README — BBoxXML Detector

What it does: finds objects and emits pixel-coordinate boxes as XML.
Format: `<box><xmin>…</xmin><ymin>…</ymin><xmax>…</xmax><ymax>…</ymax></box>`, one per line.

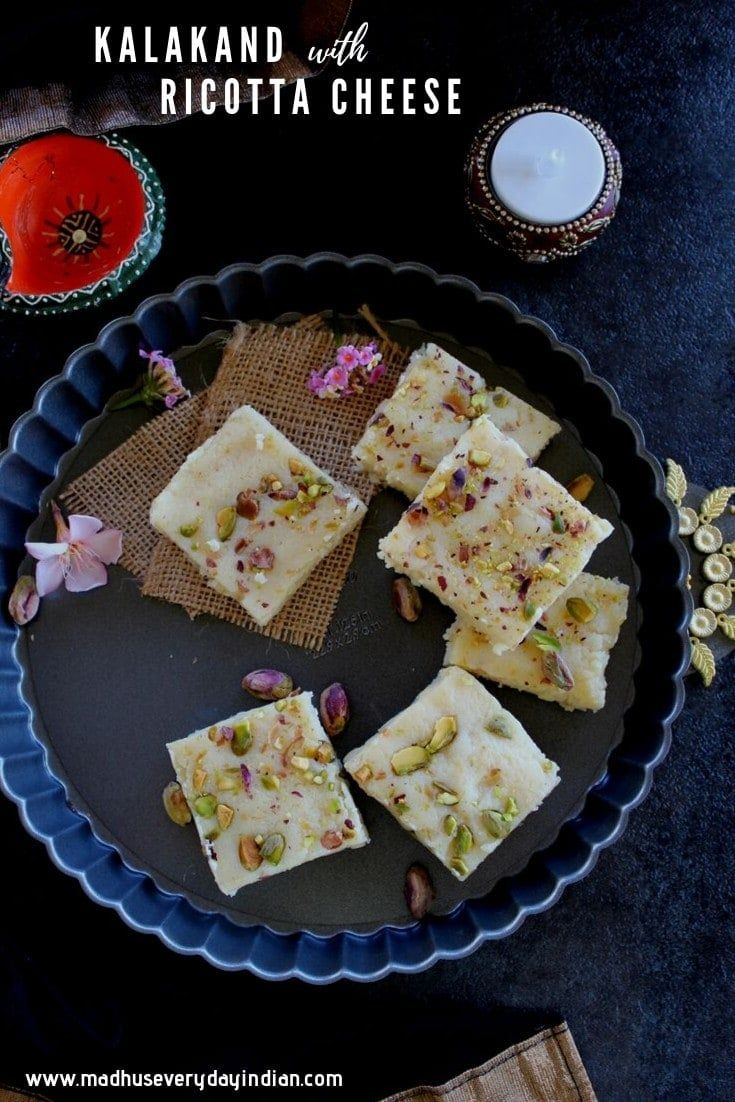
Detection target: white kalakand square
<box><xmin>445</xmin><ymin>573</ymin><xmax>629</xmax><ymax>712</ymax></box>
<box><xmin>352</xmin><ymin>342</ymin><xmax>560</xmax><ymax>499</ymax></box>
<box><xmin>343</xmin><ymin>666</ymin><xmax>559</xmax><ymax>881</ymax></box>
<box><xmin>167</xmin><ymin>692</ymin><xmax>369</xmax><ymax>896</ymax></box>
<box><xmin>378</xmin><ymin>415</ymin><xmax>613</xmax><ymax>654</ymax></box>
<box><xmin>150</xmin><ymin>404</ymin><xmax>366</xmax><ymax>626</ymax></box>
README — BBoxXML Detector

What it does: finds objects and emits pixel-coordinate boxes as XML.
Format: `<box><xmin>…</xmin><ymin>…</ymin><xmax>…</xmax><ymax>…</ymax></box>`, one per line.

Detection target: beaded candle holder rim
<box><xmin>468</xmin><ymin>102</ymin><xmax>621</xmax><ymax>233</ymax></box>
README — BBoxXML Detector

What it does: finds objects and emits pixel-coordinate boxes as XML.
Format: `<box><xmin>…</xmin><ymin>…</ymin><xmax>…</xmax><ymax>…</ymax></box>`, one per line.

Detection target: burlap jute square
<box><xmin>62</xmin><ymin>319</ymin><xmax>408</xmax><ymax>651</ymax></box>
<box><xmin>142</xmin><ymin>321</ymin><xmax>409</xmax><ymax>649</ymax></box>
<box><xmin>380</xmin><ymin>1024</ymin><xmax>598</xmax><ymax>1102</ymax></box>
<box><xmin>61</xmin><ymin>393</ymin><xmax>208</xmax><ymax>581</ymax></box>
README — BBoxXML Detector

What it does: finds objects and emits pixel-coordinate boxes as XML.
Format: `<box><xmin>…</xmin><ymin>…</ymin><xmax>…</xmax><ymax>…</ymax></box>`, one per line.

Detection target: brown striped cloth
<box><xmin>0</xmin><ymin>1</ymin><xmax>352</xmax><ymax>144</ymax></box>
<box><xmin>381</xmin><ymin>1024</ymin><xmax>598</xmax><ymax>1102</ymax></box>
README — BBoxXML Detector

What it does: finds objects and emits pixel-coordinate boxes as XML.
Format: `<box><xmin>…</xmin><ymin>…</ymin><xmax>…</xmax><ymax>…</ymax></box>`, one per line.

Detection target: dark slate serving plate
<box><xmin>0</xmin><ymin>254</ymin><xmax>691</xmax><ymax>980</ymax></box>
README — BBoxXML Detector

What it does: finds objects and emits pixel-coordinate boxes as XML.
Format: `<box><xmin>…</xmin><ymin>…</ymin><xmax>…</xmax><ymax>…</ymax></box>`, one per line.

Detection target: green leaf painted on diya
<box><xmin>690</xmin><ymin>638</ymin><xmax>716</xmax><ymax>687</ymax></box>
<box><xmin>665</xmin><ymin>458</ymin><xmax>688</xmax><ymax>506</ymax></box>
<box><xmin>699</xmin><ymin>486</ymin><xmax>735</xmax><ymax>521</ymax></box>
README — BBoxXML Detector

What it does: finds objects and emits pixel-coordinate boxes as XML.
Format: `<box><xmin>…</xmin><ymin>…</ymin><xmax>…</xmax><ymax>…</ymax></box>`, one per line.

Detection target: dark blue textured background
<box><xmin>0</xmin><ymin>2</ymin><xmax>733</xmax><ymax>1099</ymax></box>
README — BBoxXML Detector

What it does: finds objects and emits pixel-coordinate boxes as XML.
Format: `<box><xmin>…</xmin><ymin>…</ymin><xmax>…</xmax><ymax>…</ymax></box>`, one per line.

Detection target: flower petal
<box><xmin>25</xmin><ymin>541</ymin><xmax>68</xmax><ymax>561</ymax></box>
<box><xmin>67</xmin><ymin>514</ymin><xmax>103</xmax><ymax>542</ymax></box>
<box><xmin>35</xmin><ymin>556</ymin><xmax>65</xmax><ymax>596</ymax></box>
<box><xmin>64</xmin><ymin>553</ymin><xmax>108</xmax><ymax>593</ymax></box>
<box><xmin>84</xmin><ymin>528</ymin><xmax>123</xmax><ymax>565</ymax></box>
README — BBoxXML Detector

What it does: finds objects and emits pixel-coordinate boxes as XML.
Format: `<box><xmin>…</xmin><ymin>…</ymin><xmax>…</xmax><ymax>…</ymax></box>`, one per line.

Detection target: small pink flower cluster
<box><xmin>308</xmin><ymin>341</ymin><xmax>385</xmax><ymax>399</ymax></box>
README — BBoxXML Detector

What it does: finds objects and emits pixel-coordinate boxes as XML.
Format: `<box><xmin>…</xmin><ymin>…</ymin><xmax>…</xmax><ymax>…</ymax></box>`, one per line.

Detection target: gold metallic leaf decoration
<box><xmin>699</xmin><ymin>486</ymin><xmax>735</xmax><ymax>522</ymax></box>
<box><xmin>665</xmin><ymin>458</ymin><xmax>688</xmax><ymax>507</ymax></box>
<box><xmin>672</xmin><ymin>459</ymin><xmax>734</xmax><ymax>687</ymax></box>
<box><xmin>690</xmin><ymin>638</ymin><xmax>716</xmax><ymax>687</ymax></box>
<box><xmin>718</xmin><ymin>614</ymin><xmax>735</xmax><ymax>642</ymax></box>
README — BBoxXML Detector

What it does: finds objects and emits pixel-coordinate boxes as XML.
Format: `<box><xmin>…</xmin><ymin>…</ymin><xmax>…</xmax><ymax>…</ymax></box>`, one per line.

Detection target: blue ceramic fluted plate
<box><xmin>0</xmin><ymin>254</ymin><xmax>691</xmax><ymax>981</ymax></box>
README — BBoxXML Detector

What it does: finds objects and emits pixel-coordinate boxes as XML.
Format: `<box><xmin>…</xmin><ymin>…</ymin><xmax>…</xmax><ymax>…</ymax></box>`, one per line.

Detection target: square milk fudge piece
<box><xmin>378</xmin><ymin>416</ymin><xmax>613</xmax><ymax>654</ymax></box>
<box><xmin>150</xmin><ymin>404</ymin><xmax>366</xmax><ymax>626</ymax></box>
<box><xmin>343</xmin><ymin>666</ymin><xmax>559</xmax><ymax>881</ymax></box>
<box><xmin>352</xmin><ymin>342</ymin><xmax>560</xmax><ymax>499</ymax></box>
<box><xmin>445</xmin><ymin>573</ymin><xmax>630</xmax><ymax>712</ymax></box>
<box><xmin>167</xmin><ymin>692</ymin><xmax>369</xmax><ymax>896</ymax></box>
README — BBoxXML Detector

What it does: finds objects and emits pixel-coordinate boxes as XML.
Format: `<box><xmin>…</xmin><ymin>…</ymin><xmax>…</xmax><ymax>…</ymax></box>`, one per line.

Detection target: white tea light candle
<box><xmin>465</xmin><ymin>104</ymin><xmax>622</xmax><ymax>263</ymax></box>
<box><xmin>489</xmin><ymin>111</ymin><xmax>606</xmax><ymax>225</ymax></box>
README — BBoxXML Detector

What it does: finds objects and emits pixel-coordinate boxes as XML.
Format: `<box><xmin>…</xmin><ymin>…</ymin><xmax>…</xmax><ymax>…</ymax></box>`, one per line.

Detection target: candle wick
<box><xmin>534</xmin><ymin>148</ymin><xmax>565</xmax><ymax>179</ymax></box>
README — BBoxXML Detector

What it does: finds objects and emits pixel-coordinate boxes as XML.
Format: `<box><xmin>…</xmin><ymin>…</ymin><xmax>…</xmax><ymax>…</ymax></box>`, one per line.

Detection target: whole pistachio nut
<box><xmin>162</xmin><ymin>781</ymin><xmax>192</xmax><ymax>826</ymax></box>
<box><xmin>319</xmin><ymin>682</ymin><xmax>350</xmax><ymax>737</ymax></box>
<box><xmin>242</xmin><ymin>668</ymin><xmax>293</xmax><ymax>701</ymax></box>
<box><xmin>8</xmin><ymin>575</ymin><xmax>39</xmax><ymax>626</ymax></box>
<box><xmin>392</xmin><ymin>576</ymin><xmax>422</xmax><ymax>622</ymax></box>
<box><xmin>404</xmin><ymin>863</ymin><xmax>436</xmax><ymax>920</ymax></box>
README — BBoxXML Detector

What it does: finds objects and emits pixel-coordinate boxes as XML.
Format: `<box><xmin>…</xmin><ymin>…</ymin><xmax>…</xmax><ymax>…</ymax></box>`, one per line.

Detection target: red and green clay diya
<box><xmin>0</xmin><ymin>132</ymin><xmax>165</xmax><ymax>314</ymax></box>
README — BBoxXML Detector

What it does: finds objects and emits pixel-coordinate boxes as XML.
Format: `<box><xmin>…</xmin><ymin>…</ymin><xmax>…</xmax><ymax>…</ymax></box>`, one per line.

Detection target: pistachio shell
<box><xmin>426</xmin><ymin>715</ymin><xmax>457</xmax><ymax>754</ymax></box>
<box><xmin>162</xmin><ymin>781</ymin><xmax>192</xmax><ymax>826</ymax></box>
<box><xmin>390</xmin><ymin>744</ymin><xmax>430</xmax><ymax>775</ymax></box>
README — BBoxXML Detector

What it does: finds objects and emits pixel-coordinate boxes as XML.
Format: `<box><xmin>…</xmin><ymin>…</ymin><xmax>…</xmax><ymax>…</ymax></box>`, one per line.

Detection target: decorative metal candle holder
<box><xmin>465</xmin><ymin>103</ymin><xmax>622</xmax><ymax>263</ymax></box>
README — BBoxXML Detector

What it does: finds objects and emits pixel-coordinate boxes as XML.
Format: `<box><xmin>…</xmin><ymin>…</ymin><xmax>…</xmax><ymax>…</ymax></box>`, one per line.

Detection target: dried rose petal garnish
<box><xmin>308</xmin><ymin>341</ymin><xmax>384</xmax><ymax>399</ymax></box>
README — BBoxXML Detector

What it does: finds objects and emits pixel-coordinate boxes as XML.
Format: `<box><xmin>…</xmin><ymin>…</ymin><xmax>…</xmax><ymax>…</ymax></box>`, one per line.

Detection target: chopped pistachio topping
<box><xmin>193</xmin><ymin>794</ymin><xmax>218</xmax><ymax>818</ymax></box>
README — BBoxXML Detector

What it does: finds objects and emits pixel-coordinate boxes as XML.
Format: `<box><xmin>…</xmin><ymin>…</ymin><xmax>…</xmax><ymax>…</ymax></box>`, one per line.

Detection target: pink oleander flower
<box><xmin>110</xmin><ymin>349</ymin><xmax>191</xmax><ymax>411</ymax></box>
<box><xmin>25</xmin><ymin>502</ymin><xmax>123</xmax><ymax>596</ymax></box>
